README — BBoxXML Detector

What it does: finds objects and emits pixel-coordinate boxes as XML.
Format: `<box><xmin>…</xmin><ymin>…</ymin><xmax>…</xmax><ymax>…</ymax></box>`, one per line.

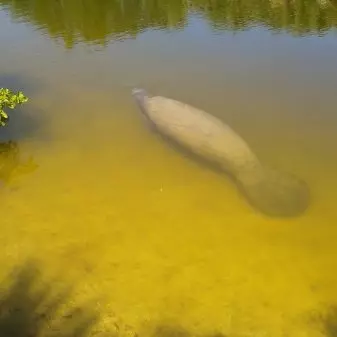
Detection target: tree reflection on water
<box><xmin>0</xmin><ymin>0</ymin><xmax>336</xmax><ymax>48</ymax></box>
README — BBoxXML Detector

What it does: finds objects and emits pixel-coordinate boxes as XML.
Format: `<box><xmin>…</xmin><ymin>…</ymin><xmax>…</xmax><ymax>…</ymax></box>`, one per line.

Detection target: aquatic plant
<box><xmin>0</xmin><ymin>88</ymin><xmax>28</xmax><ymax>126</ymax></box>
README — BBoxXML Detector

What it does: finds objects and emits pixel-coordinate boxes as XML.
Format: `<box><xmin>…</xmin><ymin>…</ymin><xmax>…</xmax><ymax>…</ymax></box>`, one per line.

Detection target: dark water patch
<box><xmin>0</xmin><ymin>140</ymin><xmax>38</xmax><ymax>187</ymax></box>
<box><xmin>0</xmin><ymin>73</ymin><xmax>43</xmax><ymax>98</ymax></box>
<box><xmin>0</xmin><ymin>140</ymin><xmax>38</xmax><ymax>185</ymax></box>
<box><xmin>310</xmin><ymin>305</ymin><xmax>337</xmax><ymax>337</ymax></box>
<box><xmin>321</xmin><ymin>306</ymin><xmax>337</xmax><ymax>337</ymax></box>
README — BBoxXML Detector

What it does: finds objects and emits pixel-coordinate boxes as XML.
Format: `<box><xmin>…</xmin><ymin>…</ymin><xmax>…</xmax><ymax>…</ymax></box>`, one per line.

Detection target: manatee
<box><xmin>132</xmin><ymin>88</ymin><xmax>310</xmax><ymax>217</ymax></box>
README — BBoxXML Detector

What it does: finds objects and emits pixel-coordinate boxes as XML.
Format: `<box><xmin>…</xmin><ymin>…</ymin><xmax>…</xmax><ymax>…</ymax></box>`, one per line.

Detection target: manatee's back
<box><xmin>144</xmin><ymin>95</ymin><xmax>260</xmax><ymax>174</ymax></box>
<box><xmin>132</xmin><ymin>90</ymin><xmax>310</xmax><ymax>217</ymax></box>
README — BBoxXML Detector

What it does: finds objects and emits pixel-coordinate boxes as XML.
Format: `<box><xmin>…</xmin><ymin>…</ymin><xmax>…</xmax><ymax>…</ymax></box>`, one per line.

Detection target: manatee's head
<box><xmin>132</xmin><ymin>88</ymin><xmax>148</xmax><ymax>105</ymax></box>
<box><xmin>132</xmin><ymin>88</ymin><xmax>150</xmax><ymax>117</ymax></box>
<box><xmin>237</xmin><ymin>167</ymin><xmax>310</xmax><ymax>217</ymax></box>
<box><xmin>132</xmin><ymin>88</ymin><xmax>147</xmax><ymax>99</ymax></box>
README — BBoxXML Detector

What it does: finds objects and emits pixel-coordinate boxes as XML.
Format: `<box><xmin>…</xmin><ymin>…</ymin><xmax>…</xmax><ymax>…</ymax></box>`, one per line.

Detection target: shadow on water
<box><xmin>0</xmin><ymin>73</ymin><xmax>48</xmax><ymax>142</ymax></box>
<box><xmin>0</xmin><ymin>260</ymin><xmax>231</xmax><ymax>337</ymax></box>
<box><xmin>314</xmin><ymin>305</ymin><xmax>337</xmax><ymax>337</ymax></box>
<box><xmin>147</xmin><ymin>324</ymin><xmax>227</xmax><ymax>337</ymax></box>
<box><xmin>2</xmin><ymin>260</ymin><xmax>335</xmax><ymax>337</ymax></box>
<box><xmin>0</xmin><ymin>140</ymin><xmax>38</xmax><ymax>187</ymax></box>
<box><xmin>0</xmin><ymin>260</ymin><xmax>99</xmax><ymax>337</ymax></box>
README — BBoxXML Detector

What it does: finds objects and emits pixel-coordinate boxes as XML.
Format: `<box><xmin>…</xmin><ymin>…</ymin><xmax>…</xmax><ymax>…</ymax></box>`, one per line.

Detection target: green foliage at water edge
<box><xmin>0</xmin><ymin>88</ymin><xmax>28</xmax><ymax>126</ymax></box>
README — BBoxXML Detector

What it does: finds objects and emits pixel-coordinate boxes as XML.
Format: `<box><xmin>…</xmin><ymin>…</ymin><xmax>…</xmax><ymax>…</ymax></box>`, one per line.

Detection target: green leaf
<box><xmin>1</xmin><ymin>111</ymin><xmax>8</xmax><ymax>119</ymax></box>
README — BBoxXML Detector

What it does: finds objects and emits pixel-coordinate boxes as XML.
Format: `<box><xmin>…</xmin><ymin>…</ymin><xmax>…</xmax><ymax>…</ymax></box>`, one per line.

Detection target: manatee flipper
<box><xmin>132</xmin><ymin>88</ymin><xmax>310</xmax><ymax>217</ymax></box>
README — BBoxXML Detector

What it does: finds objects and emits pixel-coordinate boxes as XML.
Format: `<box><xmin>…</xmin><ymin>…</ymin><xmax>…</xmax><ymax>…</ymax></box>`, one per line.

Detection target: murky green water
<box><xmin>0</xmin><ymin>1</ymin><xmax>337</xmax><ymax>336</ymax></box>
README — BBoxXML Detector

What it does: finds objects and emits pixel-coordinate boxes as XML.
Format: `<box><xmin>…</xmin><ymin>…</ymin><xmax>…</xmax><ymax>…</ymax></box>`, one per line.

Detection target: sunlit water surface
<box><xmin>0</xmin><ymin>1</ymin><xmax>337</xmax><ymax>336</ymax></box>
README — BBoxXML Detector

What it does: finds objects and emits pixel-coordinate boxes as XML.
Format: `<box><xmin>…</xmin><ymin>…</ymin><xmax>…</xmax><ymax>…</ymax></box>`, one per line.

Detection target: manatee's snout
<box><xmin>132</xmin><ymin>88</ymin><xmax>147</xmax><ymax>103</ymax></box>
<box><xmin>132</xmin><ymin>88</ymin><xmax>146</xmax><ymax>95</ymax></box>
<box><xmin>132</xmin><ymin>88</ymin><xmax>149</xmax><ymax>115</ymax></box>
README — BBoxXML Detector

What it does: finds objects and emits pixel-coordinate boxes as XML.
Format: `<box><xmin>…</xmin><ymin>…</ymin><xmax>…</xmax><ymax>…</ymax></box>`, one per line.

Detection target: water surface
<box><xmin>0</xmin><ymin>1</ymin><xmax>337</xmax><ymax>336</ymax></box>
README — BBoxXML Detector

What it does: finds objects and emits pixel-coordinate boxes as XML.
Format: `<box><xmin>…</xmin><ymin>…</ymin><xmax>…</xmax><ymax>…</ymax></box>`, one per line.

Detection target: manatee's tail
<box><xmin>236</xmin><ymin>166</ymin><xmax>310</xmax><ymax>217</ymax></box>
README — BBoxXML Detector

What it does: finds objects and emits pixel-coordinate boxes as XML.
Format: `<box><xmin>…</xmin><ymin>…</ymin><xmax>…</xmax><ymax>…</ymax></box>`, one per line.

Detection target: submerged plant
<box><xmin>0</xmin><ymin>88</ymin><xmax>28</xmax><ymax>126</ymax></box>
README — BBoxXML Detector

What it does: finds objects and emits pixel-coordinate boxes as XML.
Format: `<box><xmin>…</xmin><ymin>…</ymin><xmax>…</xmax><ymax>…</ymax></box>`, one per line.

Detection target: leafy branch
<box><xmin>0</xmin><ymin>88</ymin><xmax>28</xmax><ymax>126</ymax></box>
